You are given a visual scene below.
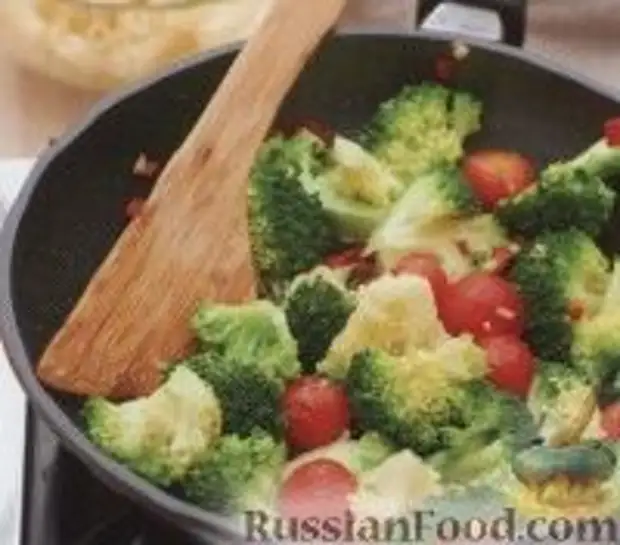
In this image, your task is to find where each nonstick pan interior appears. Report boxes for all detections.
[2,32,620,536]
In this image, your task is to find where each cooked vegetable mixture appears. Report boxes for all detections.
[84,82,620,537]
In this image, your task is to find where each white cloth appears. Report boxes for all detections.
[0,159,35,545]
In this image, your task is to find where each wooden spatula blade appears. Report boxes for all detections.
[36,0,347,399]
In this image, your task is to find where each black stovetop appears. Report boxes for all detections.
[21,407,205,545]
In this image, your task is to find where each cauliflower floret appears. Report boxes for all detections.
[418,335,488,382]
[373,213,508,279]
[318,274,447,379]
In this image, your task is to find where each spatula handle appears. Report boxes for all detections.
[36,0,347,398]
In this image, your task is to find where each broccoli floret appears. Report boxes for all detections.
[359,83,482,183]
[496,136,619,240]
[366,166,482,270]
[496,168,615,239]
[509,230,611,362]
[283,266,356,373]
[248,135,342,298]
[191,300,301,382]
[183,430,286,515]
[345,346,494,458]
[301,135,406,241]
[549,138,620,182]
[84,365,222,486]
[182,352,284,439]
[430,387,538,483]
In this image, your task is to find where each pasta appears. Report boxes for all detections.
[0,0,272,90]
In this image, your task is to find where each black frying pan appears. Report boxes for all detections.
[1,0,620,542]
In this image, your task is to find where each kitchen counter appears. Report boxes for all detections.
[0,0,618,158]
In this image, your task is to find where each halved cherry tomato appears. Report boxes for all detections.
[393,252,449,303]
[601,402,620,439]
[437,272,525,342]
[279,459,357,521]
[480,335,536,398]
[283,377,350,453]
[463,150,536,209]
[604,118,620,148]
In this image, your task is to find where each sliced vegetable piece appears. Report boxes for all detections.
[282,376,350,453]
[604,118,620,148]
[463,149,536,209]
[434,52,457,84]
[480,335,536,398]
[438,272,525,342]
[279,459,358,520]
[511,441,617,488]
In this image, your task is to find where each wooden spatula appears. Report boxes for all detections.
[36,0,347,399]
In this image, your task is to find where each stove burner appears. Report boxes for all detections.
[21,409,207,545]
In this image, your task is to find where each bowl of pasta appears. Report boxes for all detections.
[0,0,272,90]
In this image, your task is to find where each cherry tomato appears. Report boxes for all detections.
[279,459,357,521]
[463,150,536,209]
[604,118,620,148]
[393,252,449,302]
[437,272,525,341]
[283,377,350,452]
[480,335,536,398]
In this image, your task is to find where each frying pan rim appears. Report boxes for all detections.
[1,29,619,537]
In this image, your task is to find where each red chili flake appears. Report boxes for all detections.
[125,197,146,220]
[604,118,620,148]
[434,52,458,84]
[324,246,366,269]
[568,299,586,322]
[276,117,335,148]
[488,246,520,275]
